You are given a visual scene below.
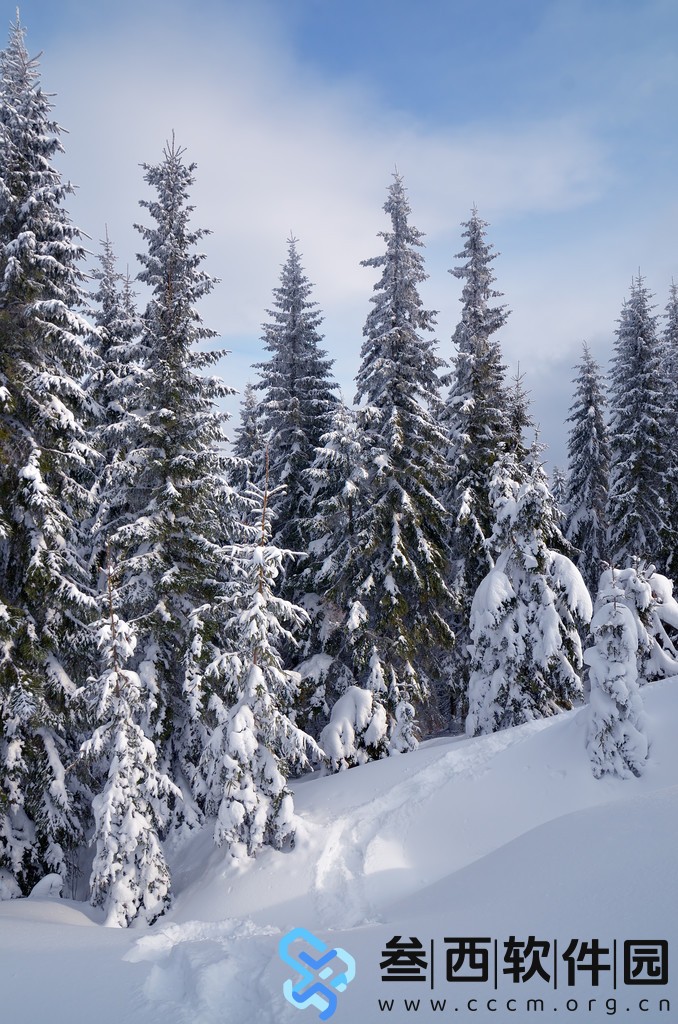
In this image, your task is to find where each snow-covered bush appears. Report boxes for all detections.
[81,611,177,927]
[585,574,648,779]
[599,565,678,684]
[466,458,592,735]
[319,685,388,771]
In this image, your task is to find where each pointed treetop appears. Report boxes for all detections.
[449,207,509,350]
[9,8,25,48]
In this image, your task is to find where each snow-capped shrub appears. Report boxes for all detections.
[466,458,592,735]
[585,574,648,779]
[320,686,388,771]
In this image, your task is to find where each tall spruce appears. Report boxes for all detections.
[348,173,453,747]
[231,382,264,489]
[607,276,673,571]
[551,466,568,515]
[114,138,236,817]
[565,343,610,590]
[506,368,535,469]
[0,16,94,893]
[86,235,148,580]
[255,237,337,572]
[82,250,178,922]
[663,283,678,578]
[441,208,512,723]
[298,400,368,736]
[198,473,319,858]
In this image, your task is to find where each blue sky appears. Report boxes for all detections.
[11,0,678,468]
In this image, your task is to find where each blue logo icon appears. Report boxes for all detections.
[279,926,356,1020]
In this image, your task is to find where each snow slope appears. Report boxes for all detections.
[1,679,676,1024]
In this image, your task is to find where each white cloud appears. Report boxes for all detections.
[32,3,675,460]
[44,13,608,312]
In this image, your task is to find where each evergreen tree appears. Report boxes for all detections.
[307,401,366,605]
[299,401,368,735]
[551,466,567,515]
[565,343,610,590]
[506,368,535,468]
[662,283,678,578]
[255,237,337,568]
[0,601,45,896]
[80,568,176,926]
[348,173,453,746]
[113,137,237,814]
[86,234,148,582]
[644,570,678,679]
[585,571,648,780]
[319,679,388,771]
[440,208,512,723]
[601,563,678,684]
[231,382,264,489]
[449,208,510,360]
[198,476,319,858]
[607,276,673,571]
[82,234,168,759]
[0,16,93,892]
[664,281,678,404]
[466,455,592,736]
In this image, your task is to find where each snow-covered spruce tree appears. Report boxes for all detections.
[506,368,536,470]
[565,343,610,590]
[644,570,678,679]
[0,17,94,892]
[440,208,512,723]
[662,282,678,579]
[117,138,236,815]
[348,173,453,747]
[466,454,592,736]
[319,675,388,772]
[297,400,368,736]
[0,600,43,896]
[607,276,673,572]
[665,281,678,386]
[254,237,337,576]
[230,382,264,489]
[82,235,173,760]
[600,564,678,685]
[85,234,148,579]
[551,465,567,509]
[80,566,176,926]
[585,572,648,779]
[198,474,319,858]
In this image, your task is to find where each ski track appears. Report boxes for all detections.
[312,719,552,929]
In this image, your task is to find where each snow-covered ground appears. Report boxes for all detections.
[2,679,676,1024]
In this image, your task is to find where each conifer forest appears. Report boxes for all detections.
[1,14,677,930]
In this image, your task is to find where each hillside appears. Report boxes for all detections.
[1,678,676,1024]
